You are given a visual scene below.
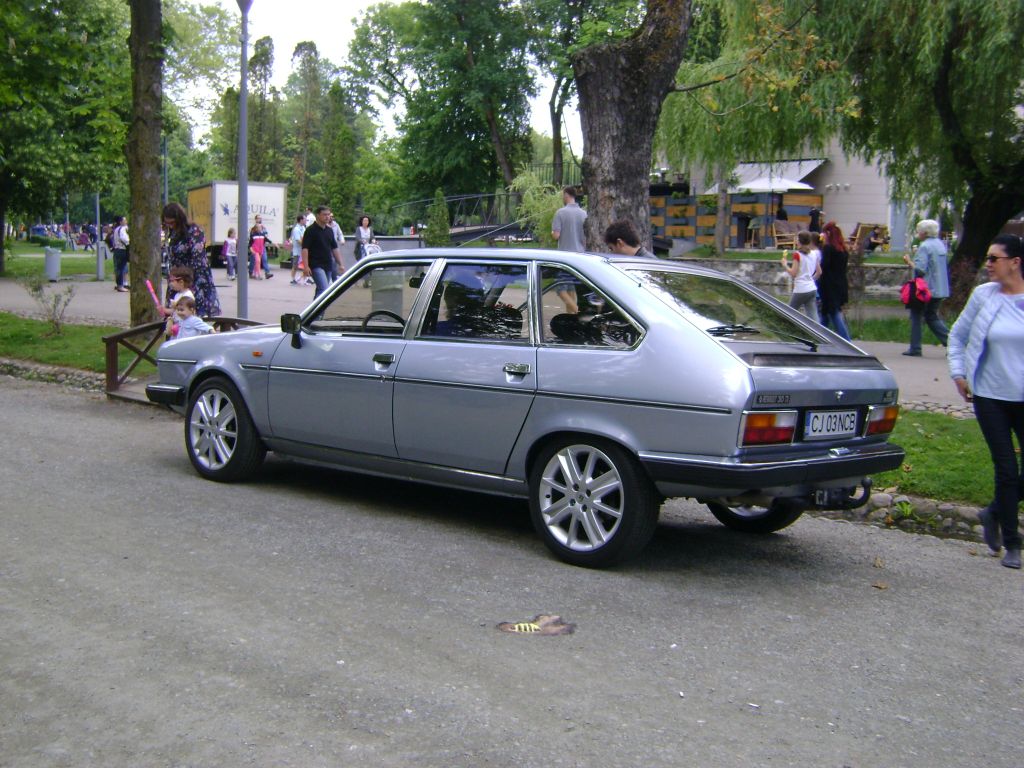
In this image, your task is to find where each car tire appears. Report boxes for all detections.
[529,437,659,567]
[185,377,266,482]
[705,498,805,534]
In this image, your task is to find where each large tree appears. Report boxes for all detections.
[572,0,694,249]
[127,0,165,326]
[825,0,1024,307]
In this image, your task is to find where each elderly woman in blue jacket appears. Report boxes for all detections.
[948,234,1024,569]
[902,219,950,356]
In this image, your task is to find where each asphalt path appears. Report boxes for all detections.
[1,379,1019,767]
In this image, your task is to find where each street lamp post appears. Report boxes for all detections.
[236,0,253,318]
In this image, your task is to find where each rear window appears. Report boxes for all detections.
[628,269,824,345]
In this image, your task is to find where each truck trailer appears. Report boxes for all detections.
[186,181,288,266]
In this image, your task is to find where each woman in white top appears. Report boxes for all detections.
[355,215,373,261]
[948,234,1024,569]
[780,229,822,323]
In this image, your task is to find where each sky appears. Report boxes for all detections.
[213,0,583,148]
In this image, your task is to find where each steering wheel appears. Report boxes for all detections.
[361,309,406,331]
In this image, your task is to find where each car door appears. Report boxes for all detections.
[267,260,434,457]
[392,261,537,476]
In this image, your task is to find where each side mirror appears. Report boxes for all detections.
[281,313,302,348]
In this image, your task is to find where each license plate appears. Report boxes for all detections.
[804,410,858,440]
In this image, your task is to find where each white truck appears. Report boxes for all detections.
[186,181,288,266]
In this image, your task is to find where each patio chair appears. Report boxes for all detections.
[772,220,798,249]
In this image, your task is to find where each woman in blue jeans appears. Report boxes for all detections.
[948,234,1024,569]
[902,219,950,355]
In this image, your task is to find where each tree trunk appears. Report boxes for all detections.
[482,105,515,188]
[0,200,7,273]
[947,186,1024,312]
[550,94,564,188]
[127,0,164,327]
[713,165,729,255]
[549,74,572,188]
[572,0,692,251]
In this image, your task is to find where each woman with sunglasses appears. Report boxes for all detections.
[948,234,1024,569]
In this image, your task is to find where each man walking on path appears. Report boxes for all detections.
[552,186,587,252]
[300,206,344,298]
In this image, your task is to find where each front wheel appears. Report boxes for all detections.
[185,377,265,482]
[529,437,659,567]
[705,498,805,534]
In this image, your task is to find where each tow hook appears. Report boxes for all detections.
[814,478,873,510]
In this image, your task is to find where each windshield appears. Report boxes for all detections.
[628,268,824,345]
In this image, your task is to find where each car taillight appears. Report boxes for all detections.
[864,404,900,436]
[740,410,797,446]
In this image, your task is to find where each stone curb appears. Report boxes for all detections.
[0,357,106,392]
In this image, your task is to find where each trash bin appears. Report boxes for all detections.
[43,247,61,282]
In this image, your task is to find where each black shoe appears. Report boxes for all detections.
[266,272,274,279]
[979,506,1002,554]
[1001,548,1021,569]
[902,350,922,357]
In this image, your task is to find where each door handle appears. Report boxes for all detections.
[373,353,396,364]
[503,362,531,375]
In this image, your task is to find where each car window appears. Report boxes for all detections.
[539,266,639,348]
[306,262,432,335]
[418,263,530,342]
[628,268,825,343]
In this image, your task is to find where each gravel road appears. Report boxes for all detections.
[1,379,1020,767]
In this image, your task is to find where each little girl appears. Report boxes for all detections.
[161,266,197,337]
[780,230,822,323]
[223,227,238,280]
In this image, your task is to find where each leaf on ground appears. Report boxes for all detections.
[873,556,885,568]
[497,614,576,636]
[871,582,889,590]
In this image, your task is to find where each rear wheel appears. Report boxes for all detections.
[529,437,659,567]
[185,377,265,482]
[706,498,805,534]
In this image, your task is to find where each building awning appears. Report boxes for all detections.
[701,159,826,195]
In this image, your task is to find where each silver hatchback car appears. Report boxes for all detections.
[148,248,904,566]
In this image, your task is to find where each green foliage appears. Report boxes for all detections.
[349,0,534,195]
[659,0,836,171]
[0,0,130,223]
[423,189,451,247]
[353,137,408,231]
[510,170,561,248]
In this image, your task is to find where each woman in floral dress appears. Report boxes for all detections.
[162,202,221,317]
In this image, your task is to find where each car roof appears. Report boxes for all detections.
[358,247,715,275]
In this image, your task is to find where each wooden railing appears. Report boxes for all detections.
[101,316,262,397]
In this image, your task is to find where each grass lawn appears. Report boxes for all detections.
[874,410,992,507]
[0,311,153,374]
[3,240,112,280]
[848,314,947,345]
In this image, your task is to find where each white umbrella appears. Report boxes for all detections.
[733,176,813,248]
[735,176,813,193]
